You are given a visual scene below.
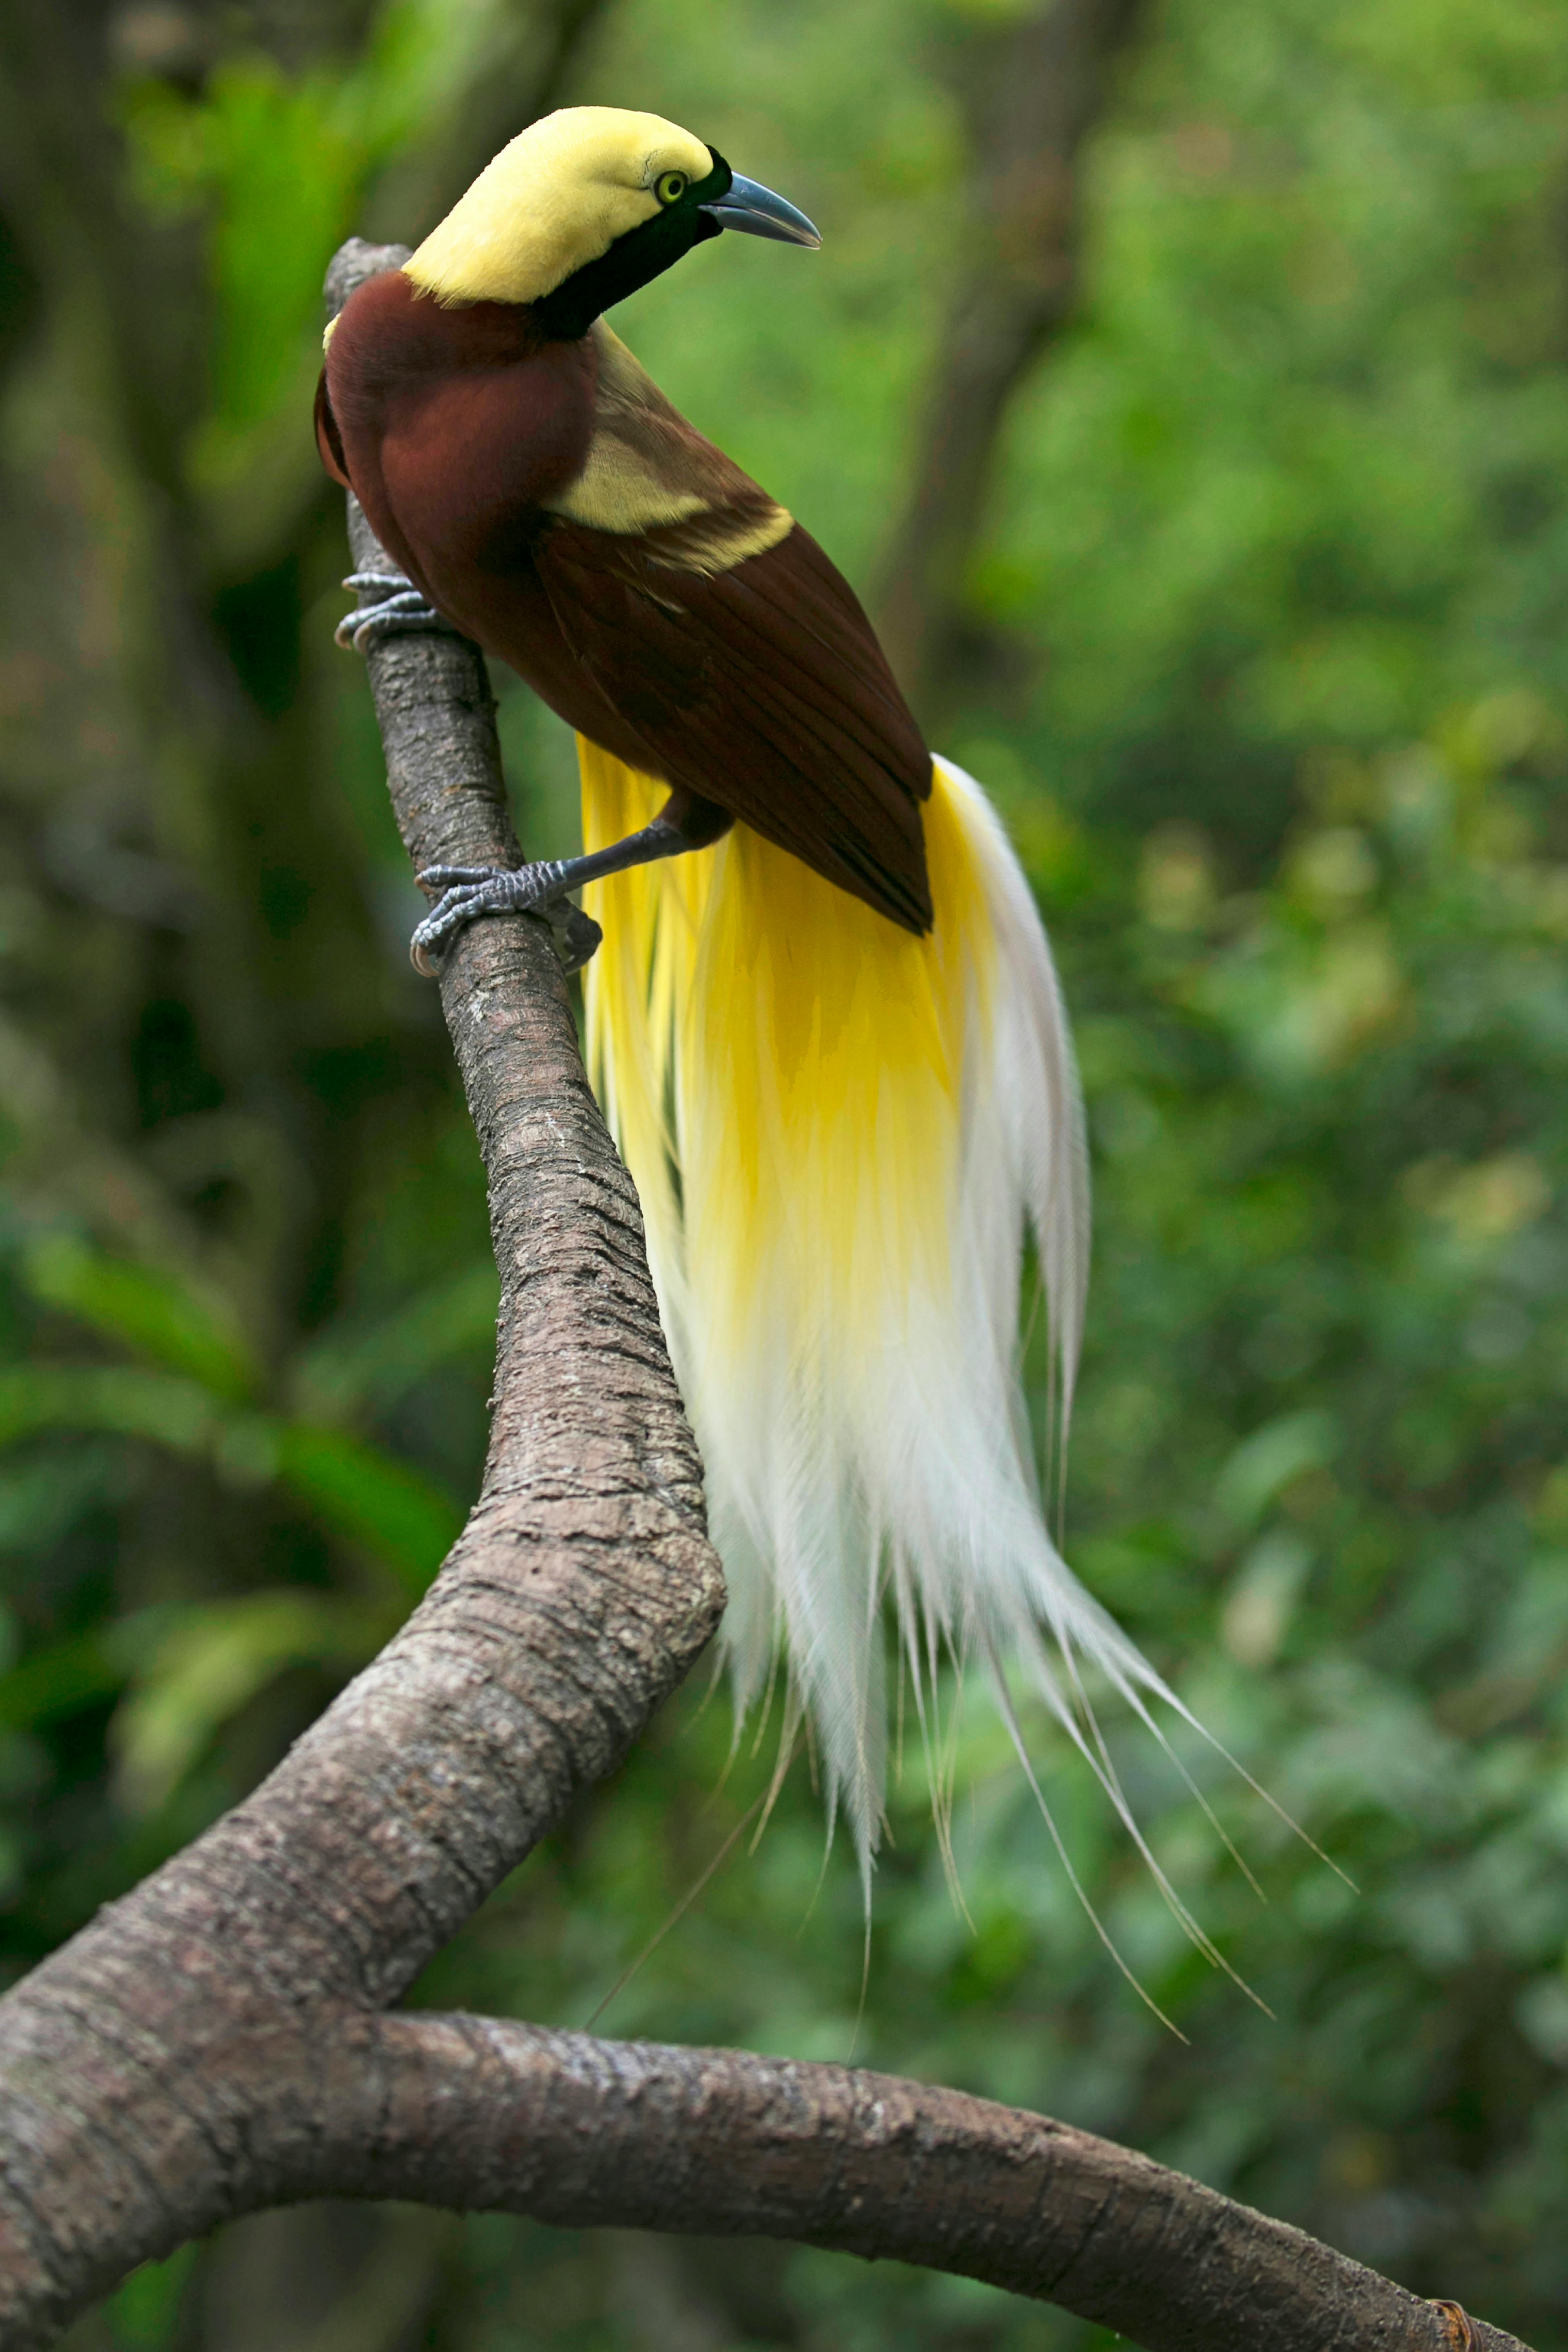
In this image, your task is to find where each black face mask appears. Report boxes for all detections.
[531,152,732,341]
[531,151,820,340]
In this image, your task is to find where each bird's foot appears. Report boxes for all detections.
[410,859,596,976]
[549,902,603,977]
[335,572,458,652]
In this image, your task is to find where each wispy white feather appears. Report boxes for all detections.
[581,743,1183,1893]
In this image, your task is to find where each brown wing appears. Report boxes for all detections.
[535,515,934,934]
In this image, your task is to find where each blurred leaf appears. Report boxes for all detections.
[275,1424,463,1593]
[22,1233,258,1401]
[1221,1530,1313,1667]
[0,1630,122,1732]
[294,1259,498,1418]
[104,2241,198,2349]
[0,1366,221,1454]
[1213,1410,1338,1535]
[110,1592,386,1814]
[0,1452,118,1556]
[0,1371,462,1590]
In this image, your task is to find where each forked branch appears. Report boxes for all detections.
[242,2012,1529,2352]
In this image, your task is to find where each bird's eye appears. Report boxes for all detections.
[654,170,688,206]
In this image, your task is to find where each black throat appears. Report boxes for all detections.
[531,152,731,342]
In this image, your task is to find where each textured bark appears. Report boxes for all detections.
[876,0,1149,721]
[253,2015,1533,2352]
[0,237,1535,2352]
[0,238,722,2352]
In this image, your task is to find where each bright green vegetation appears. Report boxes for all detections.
[3,0,1568,2343]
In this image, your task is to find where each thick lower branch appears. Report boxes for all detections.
[236,2014,1532,2352]
[0,240,723,2350]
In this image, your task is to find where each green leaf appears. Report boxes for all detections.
[105,2241,198,2348]
[109,1592,386,1813]
[0,1365,221,1453]
[1213,1410,1339,1536]
[0,1365,462,1591]
[275,1424,463,1593]
[0,1630,122,1732]
[22,1234,258,1401]
[0,1452,117,1556]
[294,1259,498,1417]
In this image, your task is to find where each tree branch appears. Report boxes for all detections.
[875,0,1148,722]
[0,236,1535,2352]
[261,2013,1534,2352]
[0,239,722,2352]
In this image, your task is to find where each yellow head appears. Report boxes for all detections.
[406,107,719,308]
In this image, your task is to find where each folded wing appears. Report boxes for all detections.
[532,329,932,932]
[538,515,932,932]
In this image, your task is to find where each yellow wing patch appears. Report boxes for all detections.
[544,326,793,571]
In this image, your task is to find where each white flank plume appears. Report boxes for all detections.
[581,745,1191,1896]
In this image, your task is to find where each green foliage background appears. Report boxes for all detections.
[4,0,1568,2342]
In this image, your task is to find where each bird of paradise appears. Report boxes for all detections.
[318,106,1191,1900]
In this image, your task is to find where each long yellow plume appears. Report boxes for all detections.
[581,736,1172,1883]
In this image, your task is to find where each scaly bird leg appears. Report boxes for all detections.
[409,816,696,977]
[335,571,461,652]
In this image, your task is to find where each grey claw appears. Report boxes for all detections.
[552,905,602,975]
[418,885,471,930]
[416,866,494,889]
[407,860,571,973]
[336,595,434,650]
[335,571,458,652]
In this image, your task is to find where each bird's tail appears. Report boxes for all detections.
[580,738,1180,1887]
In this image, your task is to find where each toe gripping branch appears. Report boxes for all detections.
[335,571,462,653]
[408,816,693,981]
[411,862,603,980]
[335,574,604,978]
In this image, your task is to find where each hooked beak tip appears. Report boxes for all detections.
[700,171,821,249]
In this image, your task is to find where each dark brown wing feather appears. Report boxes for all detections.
[535,518,933,933]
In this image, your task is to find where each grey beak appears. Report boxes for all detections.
[701,172,821,248]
